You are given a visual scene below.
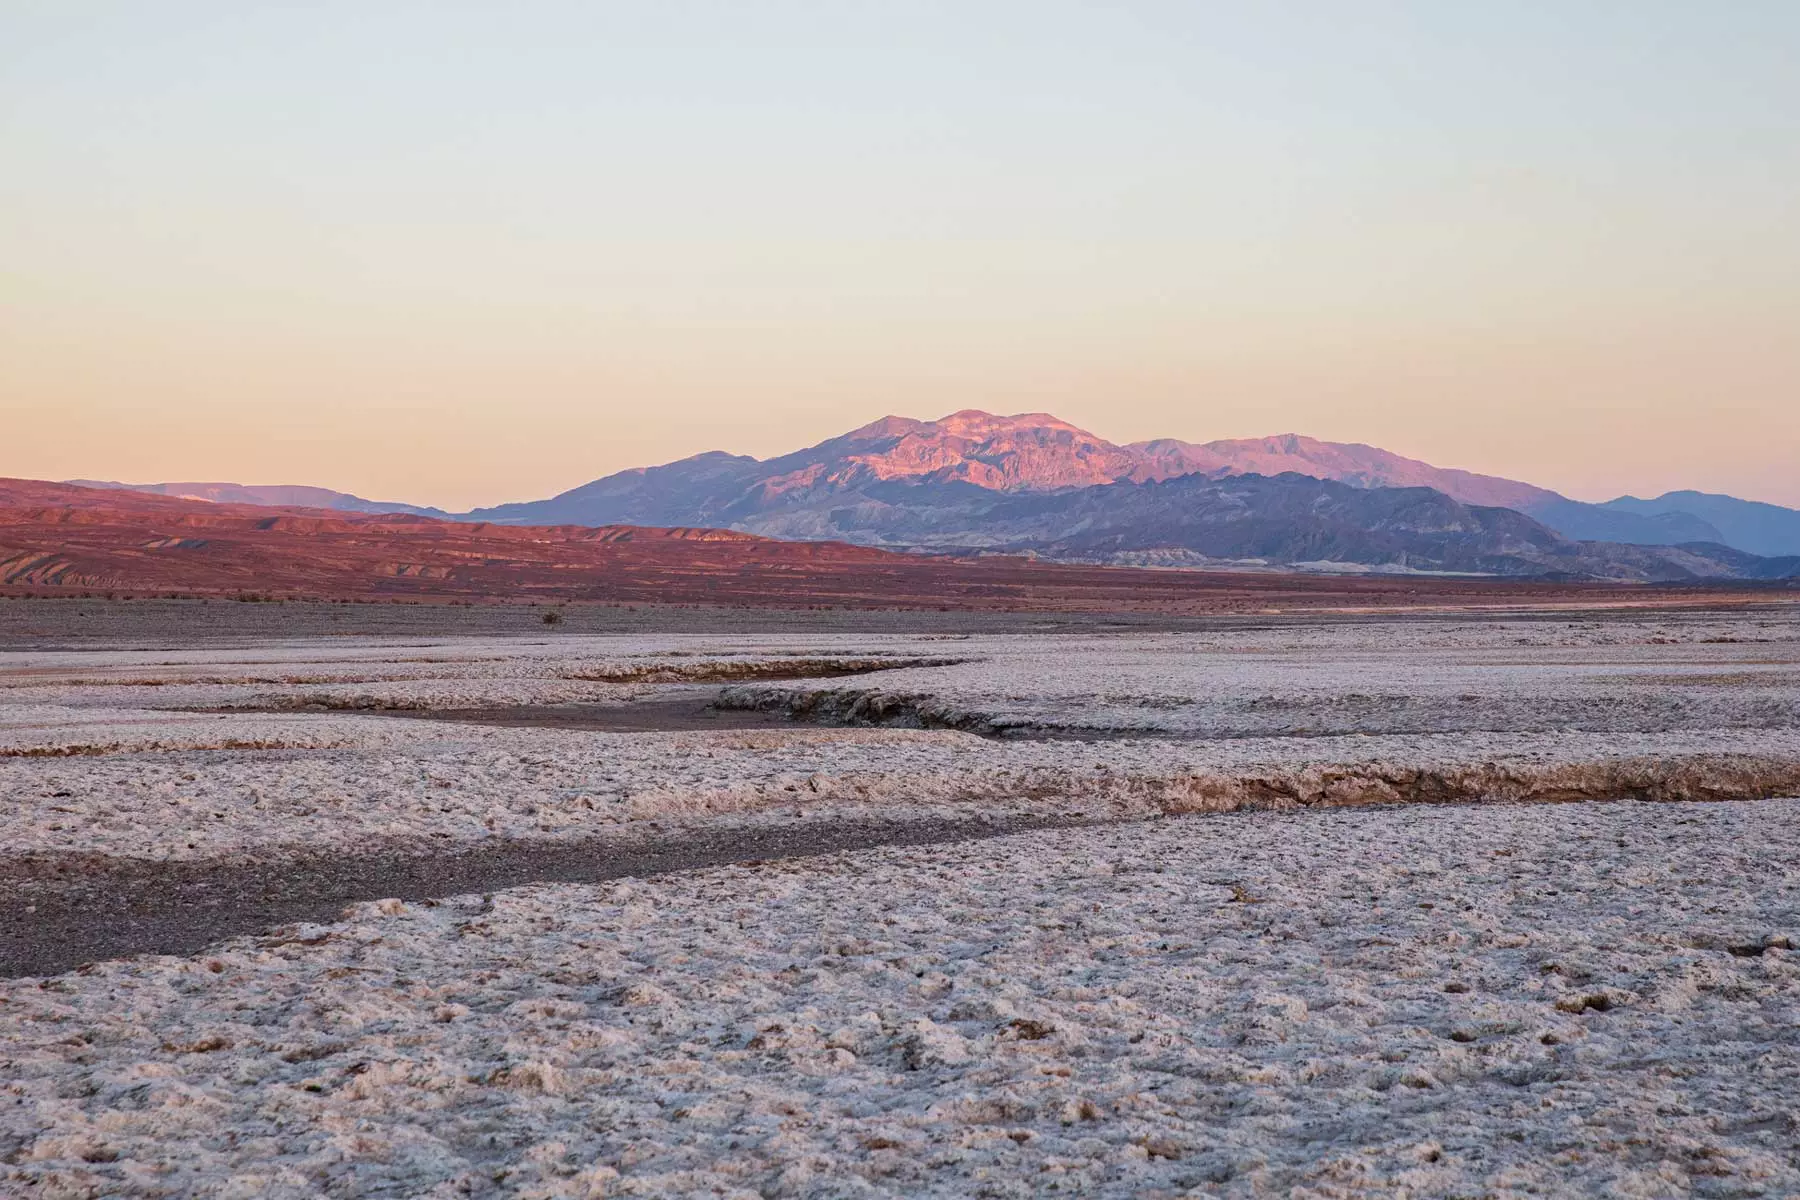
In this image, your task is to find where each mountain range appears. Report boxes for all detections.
[17,477,1713,609]
[65,410,1800,580]
[1597,491,1800,560]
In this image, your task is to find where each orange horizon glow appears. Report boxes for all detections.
[3,3,1796,511]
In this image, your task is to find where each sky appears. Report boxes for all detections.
[2,1,1797,510]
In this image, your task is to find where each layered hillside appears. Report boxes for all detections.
[735,471,1799,581]
[0,479,876,602]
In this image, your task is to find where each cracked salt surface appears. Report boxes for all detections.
[6,800,1798,1198]
[5,609,1800,1196]
[3,612,1798,861]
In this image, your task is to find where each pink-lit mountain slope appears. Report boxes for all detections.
[468,410,1723,550]
[1126,434,1559,510]
[89,410,1766,555]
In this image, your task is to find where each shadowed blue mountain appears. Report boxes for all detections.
[1599,492,1800,558]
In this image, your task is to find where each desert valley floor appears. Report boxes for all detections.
[3,599,1799,1197]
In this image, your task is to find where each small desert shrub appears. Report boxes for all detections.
[542,610,564,626]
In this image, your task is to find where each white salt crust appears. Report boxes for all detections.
[6,799,1798,1198]
[2,613,1798,860]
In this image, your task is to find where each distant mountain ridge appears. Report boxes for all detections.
[1115,434,1735,548]
[75,410,1800,563]
[468,410,1150,528]
[469,411,1574,525]
[732,468,1800,582]
[465,409,1790,557]
[455,410,1798,581]
[15,476,1783,608]
[1124,433,1560,510]
[1601,491,1800,559]
[65,480,449,519]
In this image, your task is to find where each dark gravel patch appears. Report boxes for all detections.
[0,813,1106,979]
[381,696,807,733]
[375,698,1161,740]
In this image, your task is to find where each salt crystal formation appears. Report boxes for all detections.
[4,614,1798,860]
[6,801,1798,1197]
[3,608,1799,1195]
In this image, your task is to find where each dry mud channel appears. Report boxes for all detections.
[3,605,1799,1196]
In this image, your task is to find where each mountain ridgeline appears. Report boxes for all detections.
[458,411,1799,581]
[76,411,1800,582]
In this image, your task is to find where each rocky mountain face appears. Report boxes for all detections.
[1017,475,1799,581]
[732,470,1798,581]
[1119,434,1732,548]
[468,411,1142,527]
[801,411,1142,491]
[1124,433,1560,509]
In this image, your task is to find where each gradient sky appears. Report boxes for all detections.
[3,1,1797,510]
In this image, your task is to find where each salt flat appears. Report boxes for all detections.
[2,604,1798,1196]
[5,610,1798,862]
[7,800,1798,1198]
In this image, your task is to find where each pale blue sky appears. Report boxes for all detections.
[3,1,1797,507]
